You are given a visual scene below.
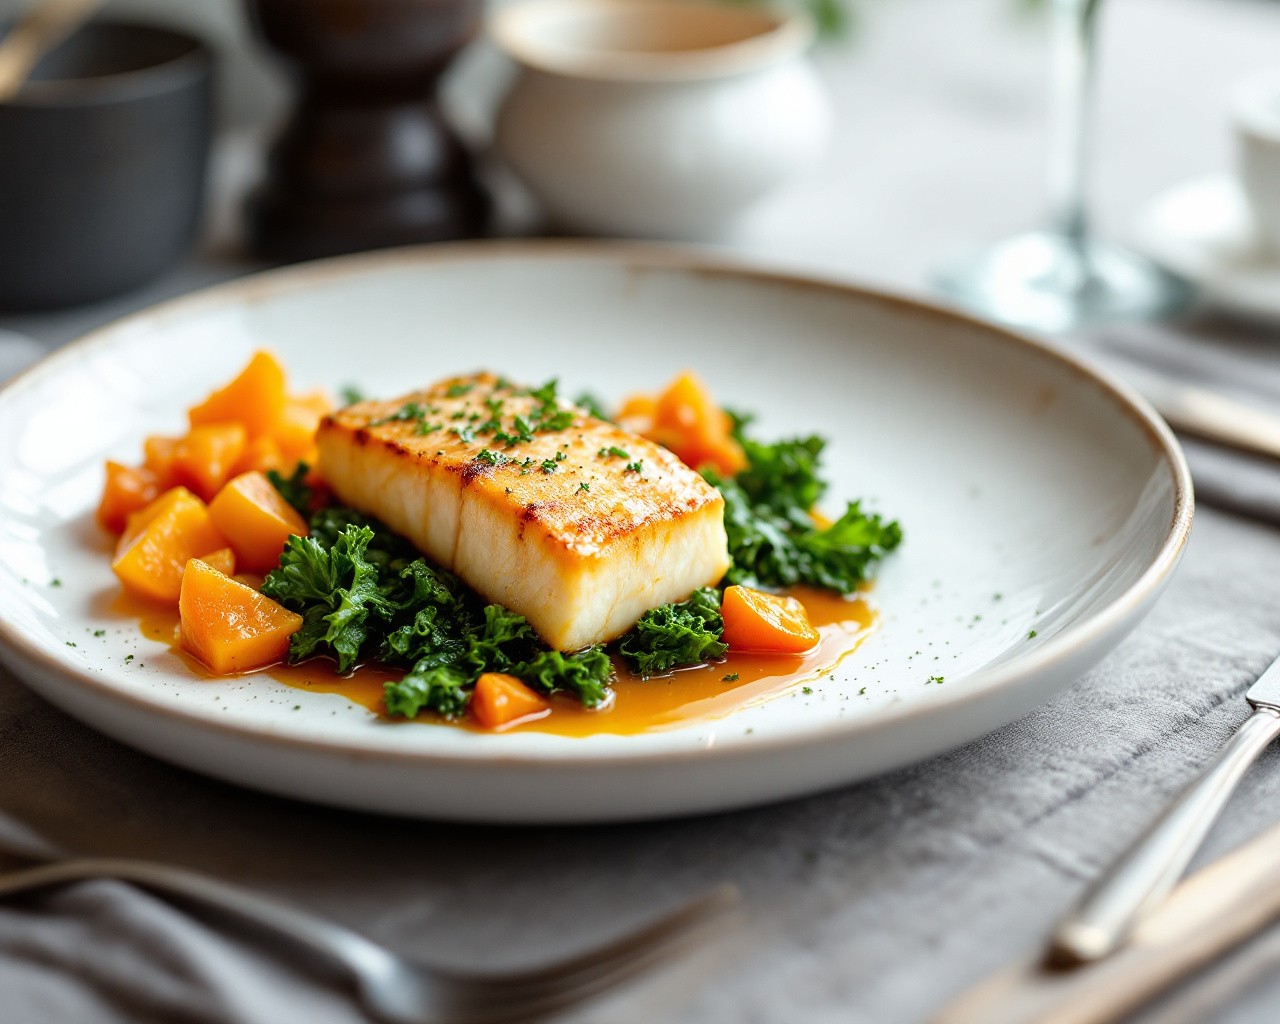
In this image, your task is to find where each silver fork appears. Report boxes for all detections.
[0,858,740,1024]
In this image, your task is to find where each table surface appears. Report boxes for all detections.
[5,1,1280,1022]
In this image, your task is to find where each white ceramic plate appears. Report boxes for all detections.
[1133,174,1280,326]
[0,243,1192,823]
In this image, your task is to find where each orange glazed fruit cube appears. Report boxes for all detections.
[620,372,746,476]
[233,436,286,476]
[470,672,550,730]
[199,547,237,577]
[179,558,302,674]
[208,471,309,573]
[97,462,162,534]
[170,423,248,501]
[721,585,820,655]
[188,350,288,439]
[272,391,331,460]
[142,435,182,487]
[112,488,228,603]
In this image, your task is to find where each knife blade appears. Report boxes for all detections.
[1246,652,1280,709]
[1099,358,1280,464]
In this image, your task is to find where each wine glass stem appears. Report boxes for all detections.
[1047,0,1101,251]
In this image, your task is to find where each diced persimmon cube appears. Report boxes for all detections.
[171,423,248,501]
[143,435,182,487]
[652,372,746,476]
[615,394,656,425]
[233,436,286,476]
[272,392,331,460]
[208,471,309,573]
[620,373,746,476]
[721,585,820,655]
[97,461,162,534]
[112,488,228,603]
[471,672,550,730]
[199,546,236,577]
[188,350,288,439]
[179,558,302,674]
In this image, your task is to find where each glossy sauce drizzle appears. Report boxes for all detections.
[120,587,875,736]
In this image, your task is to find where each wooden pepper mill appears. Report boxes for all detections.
[244,0,489,262]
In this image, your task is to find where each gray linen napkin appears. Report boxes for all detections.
[1080,315,1280,526]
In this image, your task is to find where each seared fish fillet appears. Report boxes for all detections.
[317,373,730,651]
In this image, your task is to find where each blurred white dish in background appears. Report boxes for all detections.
[490,0,832,240]
[1234,70,1280,256]
[0,330,46,383]
[1133,174,1280,327]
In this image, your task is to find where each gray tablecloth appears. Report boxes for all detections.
[5,1,1280,1022]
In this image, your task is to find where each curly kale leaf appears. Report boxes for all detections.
[711,473,901,594]
[266,462,314,519]
[732,431,827,522]
[511,647,614,708]
[308,506,418,573]
[382,665,471,720]
[261,525,398,672]
[617,587,727,677]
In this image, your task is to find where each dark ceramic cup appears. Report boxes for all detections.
[0,22,214,311]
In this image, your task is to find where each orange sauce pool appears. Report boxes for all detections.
[118,587,876,736]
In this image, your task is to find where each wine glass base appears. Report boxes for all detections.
[935,231,1191,333]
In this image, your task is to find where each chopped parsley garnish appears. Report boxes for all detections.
[575,392,612,421]
[446,382,475,397]
[617,587,728,678]
[599,446,629,460]
[474,448,509,466]
[494,413,535,447]
[578,481,590,492]
[624,461,644,474]
[722,672,740,682]
[373,401,434,427]
[526,379,575,432]
[452,425,476,444]
[340,385,365,406]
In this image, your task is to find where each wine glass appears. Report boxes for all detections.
[935,0,1189,333]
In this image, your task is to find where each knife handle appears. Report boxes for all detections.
[1048,706,1280,966]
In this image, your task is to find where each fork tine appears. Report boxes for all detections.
[436,884,741,1024]
[466,884,738,993]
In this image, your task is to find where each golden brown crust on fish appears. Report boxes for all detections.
[317,373,730,650]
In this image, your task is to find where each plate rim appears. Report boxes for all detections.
[0,238,1195,768]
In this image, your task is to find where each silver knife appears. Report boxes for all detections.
[1048,653,1280,966]
[1118,362,1280,463]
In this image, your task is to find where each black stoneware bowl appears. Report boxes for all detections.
[0,22,214,311]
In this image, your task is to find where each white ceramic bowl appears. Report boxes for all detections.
[491,0,832,239]
[0,242,1192,823]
